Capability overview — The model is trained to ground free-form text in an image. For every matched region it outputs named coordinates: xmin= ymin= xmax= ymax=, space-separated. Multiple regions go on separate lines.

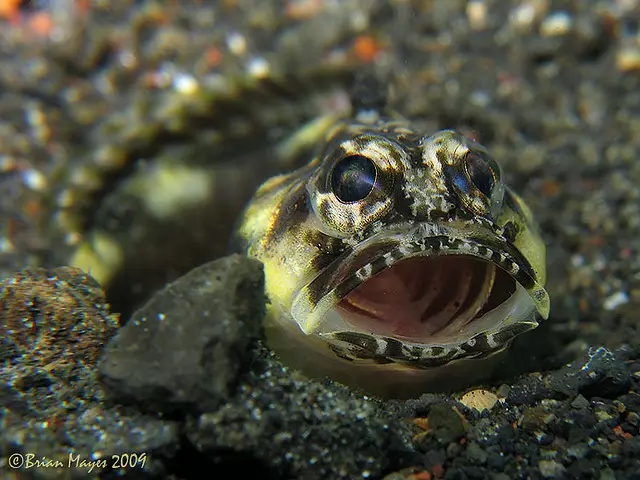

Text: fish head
xmin=235 ymin=114 xmax=549 ymax=376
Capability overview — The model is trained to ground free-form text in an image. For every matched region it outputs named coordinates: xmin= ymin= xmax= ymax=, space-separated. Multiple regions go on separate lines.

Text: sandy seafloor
xmin=1 ymin=0 xmax=640 ymax=479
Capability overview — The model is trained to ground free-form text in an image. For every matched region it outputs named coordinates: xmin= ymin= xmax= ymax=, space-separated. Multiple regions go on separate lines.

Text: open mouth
xmin=290 ymin=223 xmax=549 ymax=355
xmin=336 ymin=255 xmax=517 ymax=343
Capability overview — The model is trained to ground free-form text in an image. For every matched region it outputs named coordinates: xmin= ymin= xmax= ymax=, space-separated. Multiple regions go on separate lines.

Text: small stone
xmin=593 ymin=402 xmax=619 ymax=424
xmin=619 ymin=393 xmax=640 ymax=413
xmin=99 ymin=254 xmax=265 ymax=413
xmin=466 ymin=0 xmax=487 ymax=30
xmin=506 ymin=375 xmax=554 ymax=405
xmin=465 ymin=441 xmax=488 ymax=464
xmin=571 ymin=394 xmax=590 ymax=410
xmin=567 ymin=457 xmax=600 ymax=479
xmin=446 ymin=441 xmax=462 ymax=458
xmin=427 ymin=403 xmax=468 ymax=445
xmin=599 ymin=467 xmax=616 ymax=480
xmin=621 ymin=437 xmax=640 ymax=457
xmin=566 ymin=443 xmax=588 ymax=460
xmin=491 ymin=474 xmax=510 ymax=480
xmin=536 ymin=432 xmax=554 ymax=446
xmin=540 ymin=11 xmax=573 ymax=37
xmin=626 ymin=412 xmax=639 ymax=427
xmin=496 ymin=384 xmax=511 ymax=400
xmin=519 ymin=406 xmax=556 ymax=433
xmin=247 ymin=57 xmax=270 ymax=78
xmin=617 ymin=46 xmax=640 ymax=72
xmin=546 ymin=347 xmax=631 ymax=399
xmin=538 ymin=459 xmax=566 ymax=478
xmin=226 ymin=32 xmax=247 ymax=56
xmin=510 ymin=1 xmax=545 ymax=31
xmin=603 ymin=291 xmax=629 ymax=311
xmin=21 ymin=168 xmax=47 ymax=190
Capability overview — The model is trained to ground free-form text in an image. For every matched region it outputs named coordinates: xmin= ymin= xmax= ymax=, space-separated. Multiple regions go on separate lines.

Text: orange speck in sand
xmin=588 ymin=235 xmax=604 ymax=247
xmin=76 ymin=0 xmax=91 ymax=16
xmin=24 ymin=199 xmax=42 ymax=217
xmin=0 ymin=0 xmax=20 ymax=20
xmin=353 ymin=35 xmax=384 ymax=62
xmin=613 ymin=425 xmax=633 ymax=439
xmin=27 ymin=11 xmax=54 ymax=36
xmin=578 ymin=298 xmax=589 ymax=313
xmin=541 ymin=179 xmax=560 ymax=198
xmin=205 ymin=47 xmax=224 ymax=68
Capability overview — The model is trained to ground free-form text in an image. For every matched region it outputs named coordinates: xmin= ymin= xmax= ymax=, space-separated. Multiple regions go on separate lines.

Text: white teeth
xmin=355 ymin=264 xmax=372 ymax=280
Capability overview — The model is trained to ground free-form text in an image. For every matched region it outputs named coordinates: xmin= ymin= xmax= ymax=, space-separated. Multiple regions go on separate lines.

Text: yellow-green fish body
xmin=234 ymin=109 xmax=549 ymax=398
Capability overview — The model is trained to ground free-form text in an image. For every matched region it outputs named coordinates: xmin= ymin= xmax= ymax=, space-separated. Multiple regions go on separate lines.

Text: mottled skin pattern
xmin=234 ymin=111 xmax=550 ymax=397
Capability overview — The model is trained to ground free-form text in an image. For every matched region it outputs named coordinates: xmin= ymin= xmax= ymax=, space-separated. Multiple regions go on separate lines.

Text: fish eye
xmin=464 ymin=150 xmax=497 ymax=198
xmin=330 ymin=155 xmax=377 ymax=203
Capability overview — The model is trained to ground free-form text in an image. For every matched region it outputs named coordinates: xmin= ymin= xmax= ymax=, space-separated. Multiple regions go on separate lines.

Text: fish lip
xmin=290 ymin=221 xmax=550 ymax=336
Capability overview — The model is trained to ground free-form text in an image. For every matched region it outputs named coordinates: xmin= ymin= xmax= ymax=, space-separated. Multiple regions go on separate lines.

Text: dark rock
xmin=99 ymin=255 xmax=265 ymax=413
xmin=485 ymin=446 xmax=509 ymax=470
xmin=619 ymin=393 xmax=640 ymax=413
xmin=621 ymin=437 xmax=640 ymax=457
xmin=427 ymin=403 xmax=468 ymax=445
xmin=443 ymin=470 xmax=465 ymax=480
xmin=519 ymin=406 xmax=556 ymax=433
xmin=538 ymin=459 xmax=566 ymax=478
xmin=446 ymin=441 xmax=463 ymax=458
xmin=422 ymin=448 xmax=446 ymax=470
xmin=0 ymin=266 xmax=119 ymax=418
xmin=567 ymin=457 xmax=599 ymax=479
xmin=505 ymin=375 xmax=554 ymax=406
xmin=458 ymin=465 xmax=488 ymax=479
xmin=496 ymin=424 xmax=516 ymax=453
xmin=538 ymin=433 xmax=554 ymax=445
xmin=546 ymin=347 xmax=631 ymax=399
xmin=570 ymin=394 xmax=590 ymax=410
xmin=490 ymin=474 xmax=511 ymax=480
xmin=402 ymin=393 xmax=453 ymax=417
xmin=465 ymin=441 xmax=488 ymax=464
xmin=552 ymin=408 xmax=597 ymax=443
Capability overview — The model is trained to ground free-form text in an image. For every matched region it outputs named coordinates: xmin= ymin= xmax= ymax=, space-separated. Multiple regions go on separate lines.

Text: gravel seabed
xmin=1 ymin=1 xmax=639 ymax=479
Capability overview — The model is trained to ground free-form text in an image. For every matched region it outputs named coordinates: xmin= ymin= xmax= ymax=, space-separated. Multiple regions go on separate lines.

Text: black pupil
xmin=331 ymin=155 xmax=377 ymax=203
xmin=466 ymin=151 xmax=495 ymax=197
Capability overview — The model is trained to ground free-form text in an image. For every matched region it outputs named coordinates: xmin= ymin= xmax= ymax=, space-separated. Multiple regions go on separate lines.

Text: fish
xmin=233 ymin=102 xmax=550 ymax=399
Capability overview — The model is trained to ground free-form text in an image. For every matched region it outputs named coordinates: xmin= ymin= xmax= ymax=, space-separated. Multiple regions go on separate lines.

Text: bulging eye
xmin=330 ymin=155 xmax=377 ymax=203
xmin=464 ymin=150 xmax=498 ymax=198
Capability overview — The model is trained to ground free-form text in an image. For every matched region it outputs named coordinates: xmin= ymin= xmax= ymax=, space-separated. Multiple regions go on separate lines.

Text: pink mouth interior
xmin=336 ymin=256 xmax=514 ymax=340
